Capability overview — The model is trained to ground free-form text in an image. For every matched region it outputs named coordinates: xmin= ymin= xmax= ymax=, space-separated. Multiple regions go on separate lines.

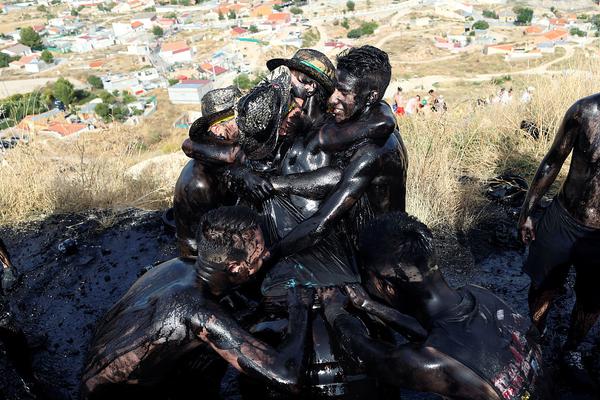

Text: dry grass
xmin=401 ymin=58 xmax=600 ymax=230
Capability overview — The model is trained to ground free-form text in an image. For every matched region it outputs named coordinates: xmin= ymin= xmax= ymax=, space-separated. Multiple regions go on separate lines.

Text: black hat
xmin=266 ymin=48 xmax=336 ymax=96
xmin=189 ymin=86 xmax=242 ymax=142
xmin=236 ymin=66 xmax=291 ymax=160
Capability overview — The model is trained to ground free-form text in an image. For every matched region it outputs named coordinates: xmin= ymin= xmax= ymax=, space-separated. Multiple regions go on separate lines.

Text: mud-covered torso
xmin=425 ymin=285 xmax=543 ymax=400
xmin=83 ymin=259 xmax=215 ymax=386
xmin=560 ymin=95 xmax=600 ymax=228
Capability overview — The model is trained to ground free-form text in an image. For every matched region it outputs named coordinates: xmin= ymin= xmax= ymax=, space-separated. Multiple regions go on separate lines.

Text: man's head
xmin=196 ymin=206 xmax=268 ymax=295
xmin=358 ymin=212 xmax=436 ymax=307
xmin=428 ymin=89 xmax=434 ymax=95
xmin=329 ymin=45 xmax=391 ymax=123
xmin=397 ymin=87 xmax=402 ymax=93
xmin=267 ymin=48 xmax=336 ymax=111
xmin=189 ymin=86 xmax=241 ymax=143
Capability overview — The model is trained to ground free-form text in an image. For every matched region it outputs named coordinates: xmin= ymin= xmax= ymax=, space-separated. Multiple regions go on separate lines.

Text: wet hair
xmin=336 ymin=45 xmax=391 ymax=102
xmin=358 ymin=212 xmax=434 ymax=277
xmin=196 ymin=206 xmax=259 ymax=292
xmin=428 ymin=89 xmax=434 ymax=94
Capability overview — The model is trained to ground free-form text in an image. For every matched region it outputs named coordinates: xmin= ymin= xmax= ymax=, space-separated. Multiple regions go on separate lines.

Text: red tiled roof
xmin=172 ymin=47 xmax=191 ymax=54
xmin=131 ymin=21 xmax=143 ymax=29
xmin=267 ymin=12 xmax=290 ymax=22
xmin=45 ymin=122 xmax=87 ymax=137
xmin=89 ymin=59 xmax=105 ymax=68
xmin=543 ymin=29 xmax=568 ymax=41
xmin=524 ymin=26 xmax=543 ymax=34
xmin=160 ymin=40 xmax=188 ymax=53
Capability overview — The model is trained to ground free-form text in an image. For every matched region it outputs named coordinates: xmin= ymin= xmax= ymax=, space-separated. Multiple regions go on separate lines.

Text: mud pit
xmin=0 ymin=205 xmax=598 ymax=399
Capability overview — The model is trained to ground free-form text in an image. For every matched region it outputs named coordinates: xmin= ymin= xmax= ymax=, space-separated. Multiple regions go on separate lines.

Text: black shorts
xmin=523 ymin=198 xmax=600 ymax=311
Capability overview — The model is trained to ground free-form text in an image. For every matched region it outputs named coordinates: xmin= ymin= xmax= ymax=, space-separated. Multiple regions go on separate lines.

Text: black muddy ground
xmin=0 ymin=204 xmax=598 ymax=400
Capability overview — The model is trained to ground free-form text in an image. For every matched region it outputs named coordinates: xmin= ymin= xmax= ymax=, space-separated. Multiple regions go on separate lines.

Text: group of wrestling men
xmin=10 ymin=45 xmax=594 ymax=399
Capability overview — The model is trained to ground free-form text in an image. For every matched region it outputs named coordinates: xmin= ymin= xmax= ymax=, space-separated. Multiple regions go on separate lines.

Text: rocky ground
xmin=0 ymin=201 xmax=598 ymax=399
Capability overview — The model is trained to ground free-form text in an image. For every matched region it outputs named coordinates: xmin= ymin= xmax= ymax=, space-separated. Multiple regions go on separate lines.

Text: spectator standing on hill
xmin=405 ymin=95 xmax=420 ymax=115
xmin=393 ymin=87 xmax=405 ymax=115
xmin=521 ymin=87 xmax=534 ymax=104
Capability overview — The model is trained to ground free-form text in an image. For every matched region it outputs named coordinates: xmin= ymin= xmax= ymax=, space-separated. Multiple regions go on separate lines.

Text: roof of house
xmin=160 ymin=40 xmax=188 ymax=53
xmin=543 ymin=29 xmax=568 ymax=41
xmin=172 ymin=47 xmax=191 ymax=55
xmin=524 ymin=26 xmax=543 ymax=34
xmin=19 ymin=108 xmax=62 ymax=123
xmin=231 ymin=26 xmax=247 ymax=35
xmin=13 ymin=53 xmax=40 ymax=66
xmin=179 ymin=79 xmax=210 ymax=85
xmin=132 ymin=12 xmax=156 ymax=20
xmin=200 ymin=63 xmax=228 ymax=75
xmin=89 ymin=59 xmax=105 ymax=68
xmin=267 ymin=12 xmax=290 ymax=22
xmin=131 ymin=21 xmax=143 ymax=29
xmin=549 ymin=18 xmax=567 ymax=26
xmin=2 ymin=43 xmax=30 ymax=54
xmin=489 ymin=44 xmax=514 ymax=51
xmin=45 ymin=122 xmax=88 ymax=137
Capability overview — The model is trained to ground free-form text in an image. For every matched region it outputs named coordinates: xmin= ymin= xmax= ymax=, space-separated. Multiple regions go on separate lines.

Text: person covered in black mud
xmin=518 ymin=93 xmax=600 ymax=389
xmin=81 ymin=206 xmax=314 ymax=399
xmin=262 ymin=45 xmax=409 ymax=260
xmin=320 ymin=212 xmax=549 ymax=400
xmin=174 ymin=49 xmax=337 ymax=258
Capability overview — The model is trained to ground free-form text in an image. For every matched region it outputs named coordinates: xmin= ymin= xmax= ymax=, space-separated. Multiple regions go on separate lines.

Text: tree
xmin=228 ymin=10 xmax=236 ymax=19
xmin=341 ymin=18 xmax=350 ymax=29
xmin=570 ymin=27 xmax=586 ymax=37
xmin=513 ymin=7 xmax=533 ymax=25
xmin=36 ymin=5 xmax=47 ymax=12
xmin=591 ymin=14 xmax=600 ymax=30
xmin=94 ymin=103 xmax=110 ymax=120
xmin=71 ymin=8 xmax=79 ymax=16
xmin=122 ymin=91 xmax=136 ymax=104
xmin=41 ymin=50 xmax=54 ymax=63
xmin=290 ymin=6 xmax=303 ymax=15
xmin=152 ymin=26 xmax=164 ymax=37
xmin=233 ymin=73 xmax=253 ymax=90
xmin=0 ymin=53 xmax=12 ymax=68
xmin=346 ymin=0 xmax=355 ymax=12
xmin=218 ymin=11 xmax=224 ymax=20
xmin=52 ymin=78 xmax=76 ymax=106
xmin=249 ymin=25 xmax=258 ymax=33
xmin=87 ymin=75 xmax=103 ymax=89
xmin=472 ymin=20 xmax=489 ymax=30
xmin=165 ymin=11 xmax=177 ymax=18
xmin=178 ymin=0 xmax=190 ymax=5
xmin=168 ymin=78 xmax=179 ymax=86
xmin=347 ymin=28 xmax=362 ymax=38
xmin=98 ymin=90 xmax=115 ymax=104
xmin=273 ymin=4 xmax=282 ymax=11
xmin=19 ymin=27 xmax=44 ymax=50
xmin=482 ymin=9 xmax=498 ymax=19
xmin=360 ymin=21 xmax=378 ymax=35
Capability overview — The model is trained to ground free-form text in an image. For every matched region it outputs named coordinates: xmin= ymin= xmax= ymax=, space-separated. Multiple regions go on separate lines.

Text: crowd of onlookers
xmin=392 ymin=87 xmax=447 ymax=116
xmin=477 ymin=86 xmax=535 ymax=106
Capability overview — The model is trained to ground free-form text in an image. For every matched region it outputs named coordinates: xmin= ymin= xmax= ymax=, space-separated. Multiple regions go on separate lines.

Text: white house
xmin=1 ymin=44 xmax=31 ymax=57
xmin=168 ymin=80 xmax=213 ymax=104
xmin=101 ymin=74 xmax=140 ymax=92
xmin=159 ymin=40 xmax=193 ymax=64
xmin=112 ymin=22 xmax=133 ymax=37
xmin=135 ymin=67 xmax=160 ymax=82
xmin=131 ymin=12 xmax=157 ymax=30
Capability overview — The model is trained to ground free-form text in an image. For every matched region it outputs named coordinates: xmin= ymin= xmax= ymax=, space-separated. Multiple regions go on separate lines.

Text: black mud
xmin=0 ymin=205 xmax=598 ymax=399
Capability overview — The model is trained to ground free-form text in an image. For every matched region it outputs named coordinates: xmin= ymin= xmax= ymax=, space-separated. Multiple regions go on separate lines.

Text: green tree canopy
xmin=87 ymin=75 xmax=103 ymax=89
xmin=94 ymin=102 xmax=110 ymax=120
xmin=472 ymin=20 xmax=489 ymax=30
xmin=152 ymin=25 xmax=164 ymax=37
xmin=346 ymin=0 xmax=355 ymax=12
xmin=290 ymin=6 xmax=303 ymax=15
xmin=233 ymin=73 xmax=252 ymax=90
xmin=249 ymin=25 xmax=258 ymax=33
xmin=482 ymin=10 xmax=498 ymax=19
xmin=19 ymin=27 xmax=44 ymax=50
xmin=513 ymin=7 xmax=533 ymax=25
xmin=228 ymin=10 xmax=236 ymax=19
xmin=0 ymin=53 xmax=12 ymax=68
xmin=347 ymin=28 xmax=362 ymax=38
xmin=41 ymin=49 xmax=54 ymax=63
xmin=52 ymin=78 xmax=75 ymax=106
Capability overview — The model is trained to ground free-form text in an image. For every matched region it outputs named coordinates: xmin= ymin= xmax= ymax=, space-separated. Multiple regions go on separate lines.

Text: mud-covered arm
xmin=345 ymin=284 xmax=427 ymax=342
xmin=195 ymin=287 xmax=313 ymax=394
xmin=273 ymin=144 xmax=381 ymax=257
xmin=182 ymin=138 xmax=241 ymax=166
xmin=518 ymin=103 xmax=580 ymax=241
xmin=270 ymin=166 xmax=342 ymax=200
xmin=315 ymin=102 xmax=396 ymax=152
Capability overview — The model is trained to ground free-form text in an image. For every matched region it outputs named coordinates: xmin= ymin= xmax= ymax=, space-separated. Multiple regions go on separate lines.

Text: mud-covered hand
xmin=318 ymin=287 xmax=349 ymax=324
xmin=344 ymin=283 xmax=372 ymax=310
xmin=518 ymin=215 xmax=536 ymax=245
xmin=225 ymin=166 xmax=273 ymax=202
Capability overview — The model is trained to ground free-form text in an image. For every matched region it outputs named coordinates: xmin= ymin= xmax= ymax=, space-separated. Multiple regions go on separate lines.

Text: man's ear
xmin=226 ymin=261 xmax=244 ymax=276
xmin=306 ymin=81 xmax=317 ymax=97
xmin=367 ymin=90 xmax=379 ymax=105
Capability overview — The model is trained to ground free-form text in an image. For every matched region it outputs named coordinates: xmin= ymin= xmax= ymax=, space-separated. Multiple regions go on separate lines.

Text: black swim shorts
xmin=523 ymin=198 xmax=600 ymax=311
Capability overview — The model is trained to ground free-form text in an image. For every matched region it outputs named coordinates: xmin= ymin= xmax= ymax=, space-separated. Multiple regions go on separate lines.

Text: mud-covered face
xmin=209 ymin=118 xmax=239 ymax=141
xmin=328 ymin=69 xmax=371 ymax=123
xmin=290 ymin=69 xmax=317 ymax=108
xmin=364 ymin=260 xmax=424 ymax=308
xmin=227 ymin=227 xmax=268 ymax=285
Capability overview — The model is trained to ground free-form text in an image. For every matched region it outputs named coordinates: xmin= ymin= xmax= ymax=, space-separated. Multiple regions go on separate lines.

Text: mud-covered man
xmin=518 ymin=93 xmax=600 ymax=385
xmin=81 ymin=206 xmax=313 ymax=399
xmin=321 ymin=212 xmax=548 ymax=400
xmin=268 ymin=45 xmax=408 ymax=259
